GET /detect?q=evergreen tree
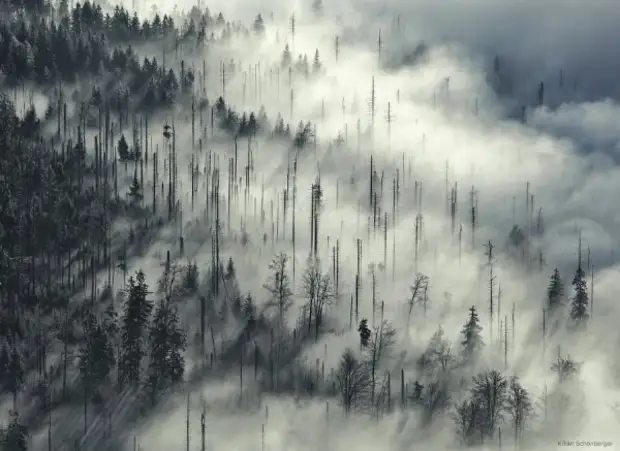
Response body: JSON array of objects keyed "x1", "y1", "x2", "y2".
[
  {"x1": 102, "y1": 303, "x2": 120, "y2": 343},
  {"x1": 247, "y1": 112, "x2": 258, "y2": 136},
  {"x1": 2, "y1": 411, "x2": 27, "y2": 451},
  {"x1": 128, "y1": 172, "x2": 142, "y2": 202},
  {"x1": 5, "y1": 347, "x2": 24, "y2": 409},
  {"x1": 243, "y1": 293, "x2": 256, "y2": 321},
  {"x1": 312, "y1": 49, "x2": 321, "y2": 73},
  {"x1": 358, "y1": 319, "x2": 371, "y2": 348},
  {"x1": 78, "y1": 314, "x2": 115, "y2": 399},
  {"x1": 253, "y1": 14, "x2": 265, "y2": 35},
  {"x1": 0, "y1": 343, "x2": 9, "y2": 389},
  {"x1": 547, "y1": 268, "x2": 564, "y2": 312},
  {"x1": 225, "y1": 257, "x2": 235, "y2": 280},
  {"x1": 411, "y1": 380, "x2": 424, "y2": 402},
  {"x1": 183, "y1": 262, "x2": 199, "y2": 292},
  {"x1": 144, "y1": 299, "x2": 186, "y2": 404},
  {"x1": 118, "y1": 134, "x2": 130, "y2": 160},
  {"x1": 120, "y1": 270, "x2": 153, "y2": 388},
  {"x1": 461, "y1": 306, "x2": 484, "y2": 360},
  {"x1": 570, "y1": 262, "x2": 589, "y2": 328},
  {"x1": 281, "y1": 44, "x2": 292, "y2": 67}
]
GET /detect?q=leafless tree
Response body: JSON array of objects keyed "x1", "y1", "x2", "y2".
[
  {"x1": 157, "y1": 262, "x2": 183, "y2": 304},
  {"x1": 364, "y1": 320, "x2": 396, "y2": 408},
  {"x1": 506, "y1": 376, "x2": 534, "y2": 446},
  {"x1": 550, "y1": 353, "x2": 580, "y2": 383},
  {"x1": 435, "y1": 340, "x2": 455, "y2": 374},
  {"x1": 301, "y1": 258, "x2": 335, "y2": 340},
  {"x1": 471, "y1": 369, "x2": 508, "y2": 439},
  {"x1": 452, "y1": 398, "x2": 482, "y2": 445},
  {"x1": 421, "y1": 379, "x2": 451, "y2": 423},
  {"x1": 407, "y1": 273, "x2": 428, "y2": 327},
  {"x1": 263, "y1": 252, "x2": 294, "y2": 330},
  {"x1": 336, "y1": 348, "x2": 371, "y2": 414},
  {"x1": 418, "y1": 326, "x2": 455, "y2": 376}
]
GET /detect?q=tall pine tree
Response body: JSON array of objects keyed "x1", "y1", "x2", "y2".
[
  {"x1": 120, "y1": 270, "x2": 153, "y2": 388},
  {"x1": 79, "y1": 314, "x2": 115, "y2": 400},
  {"x1": 5, "y1": 347, "x2": 24, "y2": 410},
  {"x1": 461, "y1": 306, "x2": 484, "y2": 361},
  {"x1": 547, "y1": 268, "x2": 564, "y2": 312},
  {"x1": 144, "y1": 299, "x2": 186, "y2": 404},
  {"x1": 1, "y1": 410, "x2": 28, "y2": 451},
  {"x1": 570, "y1": 238, "x2": 589, "y2": 328}
]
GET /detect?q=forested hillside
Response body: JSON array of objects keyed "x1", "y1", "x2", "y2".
[{"x1": 0, "y1": 0, "x2": 619, "y2": 450}]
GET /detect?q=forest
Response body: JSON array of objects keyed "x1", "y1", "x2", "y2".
[{"x1": 0, "y1": 0, "x2": 619, "y2": 450}]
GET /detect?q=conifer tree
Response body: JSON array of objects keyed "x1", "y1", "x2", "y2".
[
  {"x1": 5, "y1": 347, "x2": 24, "y2": 409},
  {"x1": 79, "y1": 314, "x2": 115, "y2": 398},
  {"x1": 120, "y1": 270, "x2": 153, "y2": 388},
  {"x1": 312, "y1": 49, "x2": 322, "y2": 74},
  {"x1": 358, "y1": 319, "x2": 371, "y2": 348},
  {"x1": 570, "y1": 263, "x2": 589, "y2": 328},
  {"x1": 547, "y1": 268, "x2": 564, "y2": 312},
  {"x1": 144, "y1": 299, "x2": 186, "y2": 404},
  {"x1": 461, "y1": 306, "x2": 484, "y2": 361},
  {"x1": 2, "y1": 410, "x2": 28, "y2": 451},
  {"x1": 0, "y1": 343, "x2": 9, "y2": 389},
  {"x1": 118, "y1": 134, "x2": 130, "y2": 160},
  {"x1": 128, "y1": 173, "x2": 143, "y2": 203}
]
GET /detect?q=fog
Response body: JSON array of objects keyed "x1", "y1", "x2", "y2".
[{"x1": 24, "y1": 0, "x2": 620, "y2": 449}]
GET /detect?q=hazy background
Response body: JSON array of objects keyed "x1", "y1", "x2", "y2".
[{"x1": 19, "y1": 0, "x2": 620, "y2": 448}]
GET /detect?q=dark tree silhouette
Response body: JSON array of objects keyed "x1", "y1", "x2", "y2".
[{"x1": 461, "y1": 306, "x2": 484, "y2": 361}]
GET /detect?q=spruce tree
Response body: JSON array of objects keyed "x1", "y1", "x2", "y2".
[
  {"x1": 144, "y1": 300, "x2": 186, "y2": 404},
  {"x1": 312, "y1": 49, "x2": 321, "y2": 73},
  {"x1": 0, "y1": 343, "x2": 9, "y2": 388},
  {"x1": 2, "y1": 411, "x2": 27, "y2": 451},
  {"x1": 128, "y1": 173, "x2": 142, "y2": 202},
  {"x1": 120, "y1": 270, "x2": 153, "y2": 388},
  {"x1": 6, "y1": 347, "x2": 24, "y2": 409},
  {"x1": 461, "y1": 306, "x2": 484, "y2": 360},
  {"x1": 118, "y1": 134, "x2": 129, "y2": 160},
  {"x1": 79, "y1": 314, "x2": 115, "y2": 398},
  {"x1": 547, "y1": 268, "x2": 564, "y2": 312},
  {"x1": 570, "y1": 263, "x2": 589, "y2": 328},
  {"x1": 358, "y1": 319, "x2": 371, "y2": 348}
]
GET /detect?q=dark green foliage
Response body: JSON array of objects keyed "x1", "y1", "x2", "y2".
[
  {"x1": 547, "y1": 268, "x2": 564, "y2": 312},
  {"x1": 358, "y1": 319, "x2": 371, "y2": 348},
  {"x1": 5, "y1": 347, "x2": 24, "y2": 403},
  {"x1": 1, "y1": 411, "x2": 28, "y2": 451},
  {"x1": 144, "y1": 299, "x2": 186, "y2": 404},
  {"x1": 120, "y1": 270, "x2": 153, "y2": 387},
  {"x1": 312, "y1": 49, "x2": 322, "y2": 73},
  {"x1": 281, "y1": 44, "x2": 292, "y2": 67},
  {"x1": 551, "y1": 354, "x2": 580, "y2": 383},
  {"x1": 0, "y1": 343, "x2": 9, "y2": 389},
  {"x1": 293, "y1": 121, "x2": 313, "y2": 149},
  {"x1": 470, "y1": 369, "x2": 508, "y2": 438},
  {"x1": 78, "y1": 314, "x2": 115, "y2": 396},
  {"x1": 118, "y1": 135, "x2": 130, "y2": 161},
  {"x1": 461, "y1": 306, "x2": 484, "y2": 360},
  {"x1": 225, "y1": 257, "x2": 235, "y2": 280},
  {"x1": 128, "y1": 173, "x2": 143, "y2": 202},
  {"x1": 183, "y1": 262, "x2": 199, "y2": 292},
  {"x1": 410, "y1": 380, "x2": 424, "y2": 403},
  {"x1": 570, "y1": 262, "x2": 589, "y2": 328},
  {"x1": 253, "y1": 14, "x2": 265, "y2": 35}
]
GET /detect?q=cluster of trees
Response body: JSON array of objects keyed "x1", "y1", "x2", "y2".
[
  {"x1": 281, "y1": 44, "x2": 323, "y2": 77},
  {"x1": 78, "y1": 269, "x2": 186, "y2": 409},
  {"x1": 0, "y1": 0, "x2": 601, "y2": 449}
]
